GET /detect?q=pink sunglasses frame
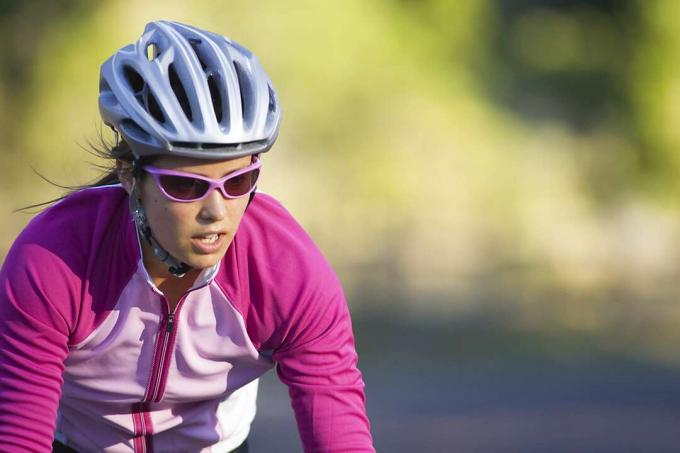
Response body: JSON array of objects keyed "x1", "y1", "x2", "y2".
[{"x1": 143, "y1": 157, "x2": 262, "y2": 202}]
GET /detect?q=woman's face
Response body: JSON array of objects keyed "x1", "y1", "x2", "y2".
[{"x1": 129, "y1": 155, "x2": 253, "y2": 279}]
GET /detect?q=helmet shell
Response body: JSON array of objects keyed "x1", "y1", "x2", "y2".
[{"x1": 99, "y1": 20, "x2": 281, "y2": 159}]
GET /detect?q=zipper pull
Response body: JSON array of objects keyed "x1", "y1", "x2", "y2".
[{"x1": 166, "y1": 313, "x2": 175, "y2": 333}]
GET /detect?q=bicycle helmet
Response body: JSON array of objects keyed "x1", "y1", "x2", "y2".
[{"x1": 99, "y1": 20, "x2": 280, "y2": 159}]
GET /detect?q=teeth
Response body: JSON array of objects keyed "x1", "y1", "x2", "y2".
[{"x1": 199, "y1": 234, "x2": 219, "y2": 244}]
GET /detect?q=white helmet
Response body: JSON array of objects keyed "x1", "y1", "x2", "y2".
[{"x1": 99, "y1": 20, "x2": 281, "y2": 159}]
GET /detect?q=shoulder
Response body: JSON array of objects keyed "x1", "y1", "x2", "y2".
[
  {"x1": 9, "y1": 185, "x2": 133, "y2": 267},
  {"x1": 1, "y1": 186, "x2": 138, "y2": 339},
  {"x1": 215, "y1": 192, "x2": 345, "y2": 348},
  {"x1": 240, "y1": 192, "x2": 326, "y2": 260},
  {"x1": 234, "y1": 191, "x2": 339, "y2": 287}
]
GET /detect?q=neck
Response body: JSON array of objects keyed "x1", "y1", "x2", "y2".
[
  {"x1": 141, "y1": 240, "x2": 200, "y2": 304},
  {"x1": 156, "y1": 273, "x2": 199, "y2": 311}
]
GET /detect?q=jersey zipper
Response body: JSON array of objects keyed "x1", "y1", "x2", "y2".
[
  {"x1": 166, "y1": 312, "x2": 175, "y2": 332},
  {"x1": 132, "y1": 278, "x2": 213, "y2": 453},
  {"x1": 145, "y1": 296, "x2": 186, "y2": 403},
  {"x1": 132, "y1": 295, "x2": 187, "y2": 453}
]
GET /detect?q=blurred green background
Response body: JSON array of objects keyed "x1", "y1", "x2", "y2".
[{"x1": 3, "y1": 0, "x2": 680, "y2": 450}]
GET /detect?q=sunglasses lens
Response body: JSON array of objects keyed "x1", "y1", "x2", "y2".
[
  {"x1": 224, "y1": 168, "x2": 260, "y2": 197},
  {"x1": 158, "y1": 175, "x2": 209, "y2": 200}
]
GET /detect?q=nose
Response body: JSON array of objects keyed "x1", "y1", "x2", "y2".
[{"x1": 198, "y1": 187, "x2": 228, "y2": 222}]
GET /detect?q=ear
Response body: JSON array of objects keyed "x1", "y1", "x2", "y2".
[{"x1": 116, "y1": 160, "x2": 135, "y2": 195}]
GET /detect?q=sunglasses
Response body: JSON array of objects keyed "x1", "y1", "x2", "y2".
[{"x1": 143, "y1": 158, "x2": 261, "y2": 202}]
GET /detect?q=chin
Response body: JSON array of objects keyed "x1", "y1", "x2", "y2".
[{"x1": 185, "y1": 255, "x2": 222, "y2": 270}]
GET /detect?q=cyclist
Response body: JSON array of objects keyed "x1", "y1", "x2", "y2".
[{"x1": 0, "y1": 20, "x2": 374, "y2": 452}]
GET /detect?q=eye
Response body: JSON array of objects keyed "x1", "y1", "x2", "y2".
[
  {"x1": 159, "y1": 175, "x2": 208, "y2": 200},
  {"x1": 227, "y1": 174, "x2": 246, "y2": 185},
  {"x1": 224, "y1": 169, "x2": 259, "y2": 196}
]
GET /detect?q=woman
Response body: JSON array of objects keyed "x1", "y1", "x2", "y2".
[{"x1": 0, "y1": 20, "x2": 374, "y2": 452}]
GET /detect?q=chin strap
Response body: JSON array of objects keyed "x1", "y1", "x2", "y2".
[{"x1": 129, "y1": 192, "x2": 192, "y2": 278}]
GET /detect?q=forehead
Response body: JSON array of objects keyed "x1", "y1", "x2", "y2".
[{"x1": 149, "y1": 155, "x2": 253, "y2": 176}]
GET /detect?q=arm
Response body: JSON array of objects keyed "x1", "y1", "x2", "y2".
[
  {"x1": 0, "y1": 242, "x2": 74, "y2": 452},
  {"x1": 272, "y1": 287, "x2": 374, "y2": 453},
  {"x1": 233, "y1": 193, "x2": 374, "y2": 451}
]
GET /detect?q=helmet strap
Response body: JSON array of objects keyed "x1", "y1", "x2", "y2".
[{"x1": 128, "y1": 179, "x2": 191, "y2": 278}]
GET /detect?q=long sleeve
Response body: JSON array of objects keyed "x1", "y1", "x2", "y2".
[
  {"x1": 272, "y1": 286, "x2": 374, "y2": 453},
  {"x1": 219, "y1": 192, "x2": 376, "y2": 452},
  {"x1": 0, "y1": 241, "x2": 75, "y2": 452}
]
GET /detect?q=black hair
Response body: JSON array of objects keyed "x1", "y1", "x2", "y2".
[{"x1": 18, "y1": 138, "x2": 148, "y2": 212}]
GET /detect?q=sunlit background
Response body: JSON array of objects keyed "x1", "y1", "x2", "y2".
[{"x1": 3, "y1": 0, "x2": 680, "y2": 451}]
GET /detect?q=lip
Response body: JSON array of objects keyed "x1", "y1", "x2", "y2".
[{"x1": 190, "y1": 232, "x2": 227, "y2": 254}]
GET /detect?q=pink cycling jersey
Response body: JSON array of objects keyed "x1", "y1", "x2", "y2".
[{"x1": 0, "y1": 185, "x2": 373, "y2": 452}]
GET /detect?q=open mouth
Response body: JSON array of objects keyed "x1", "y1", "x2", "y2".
[
  {"x1": 197, "y1": 233, "x2": 220, "y2": 244},
  {"x1": 191, "y1": 232, "x2": 227, "y2": 254}
]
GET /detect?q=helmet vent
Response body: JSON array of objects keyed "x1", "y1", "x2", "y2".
[
  {"x1": 99, "y1": 78, "x2": 112, "y2": 93},
  {"x1": 233, "y1": 61, "x2": 253, "y2": 126},
  {"x1": 146, "y1": 91, "x2": 165, "y2": 123},
  {"x1": 168, "y1": 63, "x2": 193, "y2": 122},
  {"x1": 123, "y1": 65, "x2": 145, "y2": 93},
  {"x1": 171, "y1": 139, "x2": 268, "y2": 151},
  {"x1": 267, "y1": 85, "x2": 276, "y2": 114},
  {"x1": 120, "y1": 119, "x2": 150, "y2": 142},
  {"x1": 146, "y1": 43, "x2": 160, "y2": 61},
  {"x1": 188, "y1": 38, "x2": 208, "y2": 70},
  {"x1": 207, "y1": 73, "x2": 223, "y2": 123}
]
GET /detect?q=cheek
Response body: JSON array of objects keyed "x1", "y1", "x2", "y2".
[
  {"x1": 141, "y1": 190, "x2": 194, "y2": 235},
  {"x1": 156, "y1": 203, "x2": 194, "y2": 232},
  {"x1": 225, "y1": 199, "x2": 249, "y2": 226}
]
